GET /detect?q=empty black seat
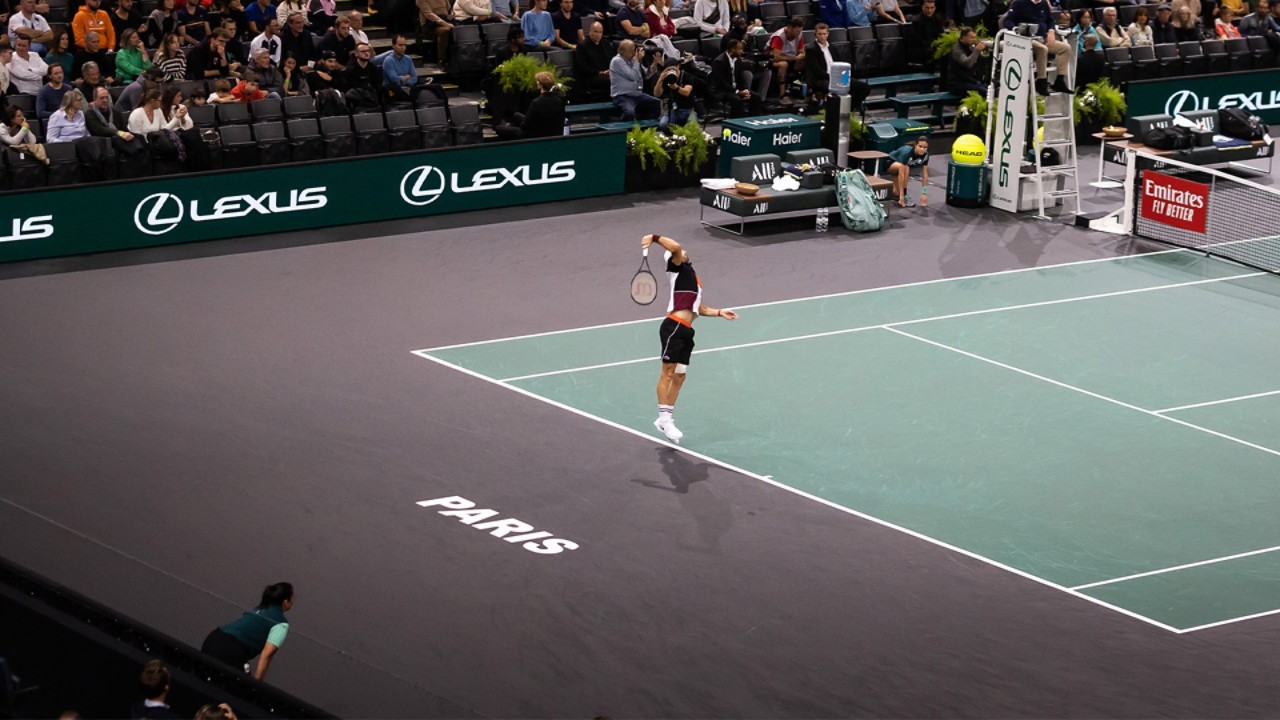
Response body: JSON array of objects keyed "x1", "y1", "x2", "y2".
[
  {"x1": 319, "y1": 115, "x2": 355, "y2": 158},
  {"x1": 44, "y1": 141, "x2": 80, "y2": 186},
  {"x1": 450, "y1": 103, "x2": 483, "y2": 145},
  {"x1": 417, "y1": 106, "x2": 450, "y2": 148},
  {"x1": 1129, "y1": 43, "x2": 1160, "y2": 79},
  {"x1": 219, "y1": 124, "x2": 258, "y2": 168},
  {"x1": 188, "y1": 104, "x2": 217, "y2": 128},
  {"x1": 352, "y1": 112, "x2": 390, "y2": 155},
  {"x1": 1104, "y1": 46, "x2": 1133, "y2": 84},
  {"x1": 252, "y1": 121, "x2": 290, "y2": 164},
  {"x1": 250, "y1": 97, "x2": 284, "y2": 122},
  {"x1": 385, "y1": 109, "x2": 422, "y2": 152},
  {"x1": 1154, "y1": 42, "x2": 1182, "y2": 76},
  {"x1": 1200, "y1": 39, "x2": 1230, "y2": 74},
  {"x1": 1248, "y1": 35, "x2": 1277, "y2": 67},
  {"x1": 285, "y1": 117, "x2": 324, "y2": 161},
  {"x1": 281, "y1": 94, "x2": 318, "y2": 118},
  {"x1": 1177, "y1": 41, "x2": 1207, "y2": 75},
  {"x1": 215, "y1": 102, "x2": 251, "y2": 125},
  {"x1": 1225, "y1": 37, "x2": 1254, "y2": 71},
  {"x1": 5, "y1": 147, "x2": 47, "y2": 189}
]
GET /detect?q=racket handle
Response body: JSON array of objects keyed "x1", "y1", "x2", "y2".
[{"x1": 643, "y1": 247, "x2": 649, "y2": 257}]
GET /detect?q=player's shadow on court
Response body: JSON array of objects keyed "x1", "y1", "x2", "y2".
[{"x1": 631, "y1": 447, "x2": 711, "y2": 494}]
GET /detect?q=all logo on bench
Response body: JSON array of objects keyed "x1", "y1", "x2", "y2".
[
  {"x1": 751, "y1": 202, "x2": 770, "y2": 214},
  {"x1": 713, "y1": 194, "x2": 731, "y2": 210},
  {"x1": 751, "y1": 163, "x2": 776, "y2": 182}
]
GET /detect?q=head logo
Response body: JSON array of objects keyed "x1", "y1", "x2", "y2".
[
  {"x1": 134, "y1": 193, "x2": 185, "y2": 236},
  {"x1": 400, "y1": 165, "x2": 448, "y2": 206},
  {"x1": 1165, "y1": 89, "x2": 1204, "y2": 117},
  {"x1": 1004, "y1": 59, "x2": 1022, "y2": 91}
]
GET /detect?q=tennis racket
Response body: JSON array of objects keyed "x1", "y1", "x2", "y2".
[{"x1": 630, "y1": 248, "x2": 658, "y2": 305}]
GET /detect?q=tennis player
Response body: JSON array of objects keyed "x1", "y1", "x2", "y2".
[{"x1": 643, "y1": 233, "x2": 739, "y2": 444}]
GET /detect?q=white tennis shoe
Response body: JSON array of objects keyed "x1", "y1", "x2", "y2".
[{"x1": 654, "y1": 417, "x2": 683, "y2": 444}]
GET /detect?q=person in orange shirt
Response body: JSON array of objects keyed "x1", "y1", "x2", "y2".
[{"x1": 72, "y1": 0, "x2": 116, "y2": 49}]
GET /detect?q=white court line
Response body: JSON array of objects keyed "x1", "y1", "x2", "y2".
[
  {"x1": 498, "y1": 272, "x2": 1264, "y2": 383},
  {"x1": 1072, "y1": 544, "x2": 1280, "y2": 591},
  {"x1": 1179, "y1": 607, "x2": 1280, "y2": 634},
  {"x1": 415, "y1": 246, "x2": 1197, "y2": 353},
  {"x1": 412, "y1": 349, "x2": 1183, "y2": 635},
  {"x1": 1155, "y1": 389, "x2": 1280, "y2": 415}
]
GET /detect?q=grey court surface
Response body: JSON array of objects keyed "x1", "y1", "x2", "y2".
[{"x1": 4, "y1": 147, "x2": 1280, "y2": 719}]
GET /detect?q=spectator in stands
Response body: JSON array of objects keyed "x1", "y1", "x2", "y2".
[
  {"x1": 309, "y1": 0, "x2": 337, "y2": 32},
  {"x1": 207, "y1": 76, "x2": 236, "y2": 100},
  {"x1": 610, "y1": 39, "x2": 660, "y2": 118},
  {"x1": 8, "y1": 0, "x2": 51, "y2": 53},
  {"x1": 116, "y1": 28, "x2": 153, "y2": 83},
  {"x1": 36, "y1": 64, "x2": 69, "y2": 119},
  {"x1": 45, "y1": 30, "x2": 75, "y2": 79},
  {"x1": 522, "y1": 0, "x2": 556, "y2": 47},
  {"x1": 946, "y1": 25, "x2": 986, "y2": 95},
  {"x1": 73, "y1": 32, "x2": 112, "y2": 81},
  {"x1": 46, "y1": 87, "x2": 87, "y2": 141},
  {"x1": 304, "y1": 49, "x2": 342, "y2": 92},
  {"x1": 574, "y1": 20, "x2": 613, "y2": 100},
  {"x1": 118, "y1": 66, "x2": 163, "y2": 112},
  {"x1": 646, "y1": 0, "x2": 676, "y2": 39},
  {"x1": 248, "y1": 47, "x2": 284, "y2": 94},
  {"x1": 1096, "y1": 7, "x2": 1130, "y2": 46},
  {"x1": 154, "y1": 33, "x2": 186, "y2": 80},
  {"x1": 348, "y1": 9, "x2": 369, "y2": 42},
  {"x1": 1219, "y1": 0, "x2": 1241, "y2": 18},
  {"x1": 416, "y1": 0, "x2": 452, "y2": 66},
  {"x1": 276, "y1": 0, "x2": 307, "y2": 25},
  {"x1": 163, "y1": 83, "x2": 212, "y2": 167},
  {"x1": 219, "y1": 0, "x2": 248, "y2": 39},
  {"x1": 243, "y1": 0, "x2": 275, "y2": 35},
  {"x1": 249, "y1": 16, "x2": 281, "y2": 62},
  {"x1": 1006, "y1": 0, "x2": 1071, "y2": 95},
  {"x1": 0, "y1": 48, "x2": 14, "y2": 96},
  {"x1": 1053, "y1": 9, "x2": 1070, "y2": 35},
  {"x1": 201, "y1": 583, "x2": 295, "y2": 682},
  {"x1": 908, "y1": 0, "x2": 946, "y2": 65},
  {"x1": 220, "y1": 16, "x2": 250, "y2": 65},
  {"x1": 129, "y1": 660, "x2": 180, "y2": 720},
  {"x1": 804, "y1": 21, "x2": 831, "y2": 107},
  {"x1": 75, "y1": 59, "x2": 110, "y2": 92},
  {"x1": 1075, "y1": 32, "x2": 1104, "y2": 85},
  {"x1": 177, "y1": 0, "x2": 211, "y2": 44},
  {"x1": 86, "y1": 84, "x2": 145, "y2": 155},
  {"x1": 869, "y1": 0, "x2": 906, "y2": 24},
  {"x1": 1216, "y1": 6, "x2": 1242, "y2": 36},
  {"x1": 229, "y1": 70, "x2": 265, "y2": 100},
  {"x1": 146, "y1": 0, "x2": 179, "y2": 47},
  {"x1": 693, "y1": 0, "x2": 728, "y2": 35},
  {"x1": 280, "y1": 12, "x2": 316, "y2": 67},
  {"x1": 492, "y1": 0, "x2": 521, "y2": 22},
  {"x1": 452, "y1": 0, "x2": 490, "y2": 23},
  {"x1": 187, "y1": 28, "x2": 235, "y2": 78},
  {"x1": 1172, "y1": 5, "x2": 1203, "y2": 39},
  {"x1": 1239, "y1": 0, "x2": 1280, "y2": 50},
  {"x1": 1072, "y1": 9, "x2": 1099, "y2": 51},
  {"x1": 343, "y1": 41, "x2": 382, "y2": 108},
  {"x1": 553, "y1": 0, "x2": 582, "y2": 48},
  {"x1": 0, "y1": 106, "x2": 45, "y2": 162},
  {"x1": 378, "y1": 34, "x2": 428, "y2": 102},
  {"x1": 318, "y1": 14, "x2": 355, "y2": 64},
  {"x1": 280, "y1": 52, "x2": 310, "y2": 94},
  {"x1": 1150, "y1": 3, "x2": 1176, "y2": 41},
  {"x1": 111, "y1": 0, "x2": 147, "y2": 45},
  {"x1": 710, "y1": 38, "x2": 761, "y2": 116},
  {"x1": 1126, "y1": 6, "x2": 1153, "y2": 44},
  {"x1": 768, "y1": 16, "x2": 804, "y2": 103},
  {"x1": 495, "y1": 70, "x2": 564, "y2": 137},
  {"x1": 73, "y1": 0, "x2": 116, "y2": 49},
  {"x1": 193, "y1": 704, "x2": 238, "y2": 720},
  {"x1": 615, "y1": 0, "x2": 648, "y2": 40},
  {"x1": 9, "y1": 36, "x2": 46, "y2": 95},
  {"x1": 493, "y1": 24, "x2": 525, "y2": 63}
]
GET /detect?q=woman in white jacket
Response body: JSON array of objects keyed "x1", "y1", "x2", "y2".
[{"x1": 128, "y1": 88, "x2": 191, "y2": 134}]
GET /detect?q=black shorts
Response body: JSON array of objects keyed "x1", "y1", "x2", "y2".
[{"x1": 659, "y1": 317, "x2": 695, "y2": 365}]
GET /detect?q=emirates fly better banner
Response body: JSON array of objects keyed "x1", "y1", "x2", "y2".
[
  {"x1": 1139, "y1": 171, "x2": 1208, "y2": 234},
  {"x1": 0, "y1": 132, "x2": 625, "y2": 263}
]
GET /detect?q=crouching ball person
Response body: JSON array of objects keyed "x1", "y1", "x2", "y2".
[
  {"x1": 888, "y1": 135, "x2": 930, "y2": 208},
  {"x1": 201, "y1": 582, "x2": 294, "y2": 681},
  {"x1": 643, "y1": 233, "x2": 738, "y2": 444}
]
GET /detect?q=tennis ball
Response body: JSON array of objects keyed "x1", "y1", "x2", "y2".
[{"x1": 952, "y1": 134, "x2": 986, "y2": 165}]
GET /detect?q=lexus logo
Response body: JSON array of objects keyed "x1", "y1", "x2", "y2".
[
  {"x1": 400, "y1": 165, "x2": 447, "y2": 206},
  {"x1": 134, "y1": 192, "x2": 184, "y2": 236},
  {"x1": 1165, "y1": 89, "x2": 1203, "y2": 117},
  {"x1": 1004, "y1": 59, "x2": 1022, "y2": 90}
]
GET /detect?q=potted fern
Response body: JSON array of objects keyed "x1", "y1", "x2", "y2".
[
  {"x1": 1073, "y1": 78, "x2": 1126, "y2": 144},
  {"x1": 625, "y1": 124, "x2": 672, "y2": 191},
  {"x1": 489, "y1": 55, "x2": 569, "y2": 119},
  {"x1": 668, "y1": 119, "x2": 715, "y2": 182},
  {"x1": 953, "y1": 91, "x2": 987, "y2": 137}
]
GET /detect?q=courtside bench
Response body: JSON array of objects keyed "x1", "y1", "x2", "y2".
[
  {"x1": 597, "y1": 119, "x2": 661, "y2": 131},
  {"x1": 1122, "y1": 111, "x2": 1275, "y2": 174},
  {"x1": 565, "y1": 102, "x2": 618, "y2": 123},
  {"x1": 889, "y1": 91, "x2": 960, "y2": 125},
  {"x1": 862, "y1": 73, "x2": 941, "y2": 113},
  {"x1": 700, "y1": 150, "x2": 893, "y2": 234}
]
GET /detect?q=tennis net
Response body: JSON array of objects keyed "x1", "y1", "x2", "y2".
[{"x1": 1125, "y1": 149, "x2": 1280, "y2": 274}]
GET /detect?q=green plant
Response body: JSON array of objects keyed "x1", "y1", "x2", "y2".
[
  {"x1": 850, "y1": 114, "x2": 866, "y2": 142},
  {"x1": 1073, "y1": 78, "x2": 1126, "y2": 126},
  {"x1": 491, "y1": 54, "x2": 567, "y2": 94},
  {"x1": 954, "y1": 91, "x2": 988, "y2": 130},
  {"x1": 668, "y1": 119, "x2": 711, "y2": 176},
  {"x1": 626, "y1": 124, "x2": 670, "y2": 171},
  {"x1": 931, "y1": 25, "x2": 990, "y2": 62}
]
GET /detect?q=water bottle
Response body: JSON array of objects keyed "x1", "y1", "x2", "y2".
[
  {"x1": 816, "y1": 208, "x2": 828, "y2": 232},
  {"x1": 563, "y1": 117, "x2": 571, "y2": 136}
]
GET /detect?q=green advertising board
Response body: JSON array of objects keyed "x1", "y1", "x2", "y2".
[
  {"x1": 717, "y1": 114, "x2": 822, "y2": 177},
  {"x1": 1126, "y1": 69, "x2": 1280, "y2": 124},
  {"x1": 0, "y1": 132, "x2": 625, "y2": 263}
]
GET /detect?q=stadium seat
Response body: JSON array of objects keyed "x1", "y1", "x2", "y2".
[
  {"x1": 188, "y1": 104, "x2": 217, "y2": 128},
  {"x1": 760, "y1": 2, "x2": 787, "y2": 30},
  {"x1": 215, "y1": 102, "x2": 251, "y2": 125},
  {"x1": 874, "y1": 23, "x2": 905, "y2": 70},
  {"x1": 417, "y1": 106, "x2": 451, "y2": 148},
  {"x1": 828, "y1": 27, "x2": 847, "y2": 43},
  {"x1": 5, "y1": 147, "x2": 46, "y2": 189},
  {"x1": 219, "y1": 124, "x2": 258, "y2": 168},
  {"x1": 1154, "y1": 42, "x2": 1182, "y2": 76},
  {"x1": 449, "y1": 24, "x2": 487, "y2": 81},
  {"x1": 1225, "y1": 37, "x2": 1254, "y2": 71},
  {"x1": 44, "y1": 141, "x2": 80, "y2": 186},
  {"x1": 385, "y1": 109, "x2": 422, "y2": 152},
  {"x1": 352, "y1": 112, "x2": 390, "y2": 155},
  {"x1": 450, "y1": 103, "x2": 483, "y2": 145},
  {"x1": 8, "y1": 95, "x2": 34, "y2": 116},
  {"x1": 785, "y1": 0, "x2": 813, "y2": 26},
  {"x1": 319, "y1": 115, "x2": 355, "y2": 158},
  {"x1": 1200, "y1": 39, "x2": 1230, "y2": 74},
  {"x1": 25, "y1": 119, "x2": 42, "y2": 143},
  {"x1": 252, "y1": 121, "x2": 290, "y2": 164},
  {"x1": 1177, "y1": 41, "x2": 1207, "y2": 75},
  {"x1": 1104, "y1": 46, "x2": 1133, "y2": 85},
  {"x1": 546, "y1": 49, "x2": 575, "y2": 78},
  {"x1": 1129, "y1": 43, "x2": 1160, "y2": 80},
  {"x1": 285, "y1": 117, "x2": 324, "y2": 161},
  {"x1": 1248, "y1": 35, "x2": 1277, "y2": 67},
  {"x1": 75, "y1": 136, "x2": 116, "y2": 182},
  {"x1": 250, "y1": 97, "x2": 284, "y2": 122},
  {"x1": 281, "y1": 94, "x2": 318, "y2": 118}
]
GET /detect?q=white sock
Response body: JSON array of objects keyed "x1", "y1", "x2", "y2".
[{"x1": 658, "y1": 405, "x2": 673, "y2": 421}]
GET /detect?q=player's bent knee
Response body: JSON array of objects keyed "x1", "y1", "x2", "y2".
[{"x1": 674, "y1": 364, "x2": 688, "y2": 375}]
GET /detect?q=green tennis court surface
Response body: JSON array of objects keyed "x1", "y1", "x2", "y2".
[{"x1": 415, "y1": 250, "x2": 1280, "y2": 633}]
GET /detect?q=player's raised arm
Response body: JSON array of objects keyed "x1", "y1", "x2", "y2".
[{"x1": 641, "y1": 233, "x2": 683, "y2": 264}]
